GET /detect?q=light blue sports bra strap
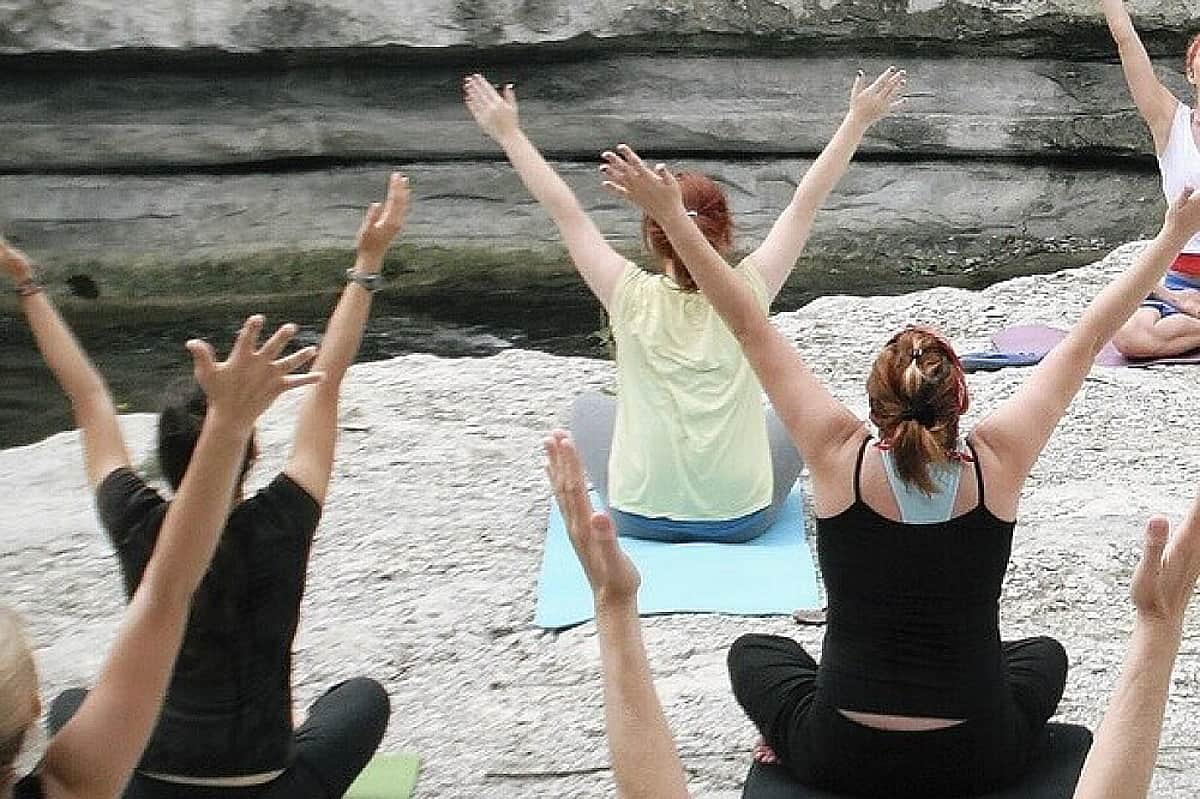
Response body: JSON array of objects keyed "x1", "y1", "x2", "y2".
[{"x1": 880, "y1": 448, "x2": 962, "y2": 524}]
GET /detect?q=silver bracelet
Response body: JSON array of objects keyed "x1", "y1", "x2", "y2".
[
  {"x1": 345, "y1": 268, "x2": 384, "y2": 293},
  {"x1": 13, "y1": 277, "x2": 43, "y2": 297}
]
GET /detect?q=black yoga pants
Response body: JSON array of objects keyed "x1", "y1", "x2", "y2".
[
  {"x1": 727, "y1": 633, "x2": 1068, "y2": 798},
  {"x1": 47, "y1": 677, "x2": 389, "y2": 799}
]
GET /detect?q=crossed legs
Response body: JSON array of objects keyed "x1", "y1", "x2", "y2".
[{"x1": 46, "y1": 678, "x2": 389, "y2": 799}]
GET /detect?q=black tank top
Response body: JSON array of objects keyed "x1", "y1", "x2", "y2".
[{"x1": 814, "y1": 437, "x2": 1016, "y2": 718}]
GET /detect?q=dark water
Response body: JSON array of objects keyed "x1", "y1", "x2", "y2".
[
  {"x1": 0, "y1": 290, "x2": 609, "y2": 450},
  {"x1": 0, "y1": 249, "x2": 1103, "y2": 449}
]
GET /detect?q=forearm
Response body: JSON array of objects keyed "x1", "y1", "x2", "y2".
[
  {"x1": 756, "y1": 112, "x2": 870, "y2": 280},
  {"x1": 660, "y1": 211, "x2": 766, "y2": 340},
  {"x1": 596, "y1": 603, "x2": 689, "y2": 799},
  {"x1": 21, "y1": 291, "x2": 109, "y2": 405},
  {"x1": 310, "y1": 277, "x2": 374, "y2": 386},
  {"x1": 790, "y1": 111, "x2": 871, "y2": 217},
  {"x1": 1074, "y1": 618, "x2": 1182, "y2": 799},
  {"x1": 500, "y1": 130, "x2": 585, "y2": 224},
  {"x1": 1100, "y1": 0, "x2": 1138, "y2": 44},
  {"x1": 1073, "y1": 228, "x2": 1185, "y2": 352},
  {"x1": 142, "y1": 412, "x2": 250, "y2": 602}
]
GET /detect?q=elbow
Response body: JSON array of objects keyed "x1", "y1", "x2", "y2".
[{"x1": 731, "y1": 317, "x2": 771, "y2": 351}]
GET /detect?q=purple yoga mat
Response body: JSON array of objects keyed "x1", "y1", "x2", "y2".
[{"x1": 991, "y1": 324, "x2": 1200, "y2": 368}]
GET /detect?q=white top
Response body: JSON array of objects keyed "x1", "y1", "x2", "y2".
[{"x1": 1158, "y1": 102, "x2": 1200, "y2": 254}]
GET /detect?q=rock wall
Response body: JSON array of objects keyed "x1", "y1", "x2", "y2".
[{"x1": 0, "y1": 1, "x2": 1195, "y2": 301}]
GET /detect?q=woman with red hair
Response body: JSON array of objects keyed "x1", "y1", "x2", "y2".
[
  {"x1": 600, "y1": 135, "x2": 1200, "y2": 792},
  {"x1": 464, "y1": 69, "x2": 904, "y2": 542},
  {"x1": 1102, "y1": 1, "x2": 1200, "y2": 358}
]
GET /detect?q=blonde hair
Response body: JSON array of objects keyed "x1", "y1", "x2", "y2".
[{"x1": 0, "y1": 606, "x2": 38, "y2": 770}]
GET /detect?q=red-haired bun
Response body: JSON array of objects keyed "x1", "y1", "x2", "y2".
[{"x1": 641, "y1": 171, "x2": 733, "y2": 291}]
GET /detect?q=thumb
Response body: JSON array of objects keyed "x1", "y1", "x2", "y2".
[
  {"x1": 504, "y1": 83, "x2": 517, "y2": 109},
  {"x1": 185, "y1": 339, "x2": 217, "y2": 380},
  {"x1": 589, "y1": 511, "x2": 622, "y2": 564},
  {"x1": 1143, "y1": 516, "x2": 1170, "y2": 570},
  {"x1": 366, "y1": 201, "x2": 384, "y2": 229},
  {"x1": 655, "y1": 163, "x2": 677, "y2": 188},
  {"x1": 591, "y1": 510, "x2": 617, "y2": 545}
]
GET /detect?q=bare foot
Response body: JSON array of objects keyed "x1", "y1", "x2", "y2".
[{"x1": 753, "y1": 738, "x2": 779, "y2": 765}]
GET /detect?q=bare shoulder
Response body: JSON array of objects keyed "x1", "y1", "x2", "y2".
[
  {"x1": 965, "y1": 430, "x2": 1020, "y2": 520},
  {"x1": 808, "y1": 425, "x2": 872, "y2": 516}
]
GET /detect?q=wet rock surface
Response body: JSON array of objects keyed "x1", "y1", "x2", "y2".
[{"x1": 3, "y1": 244, "x2": 1199, "y2": 796}]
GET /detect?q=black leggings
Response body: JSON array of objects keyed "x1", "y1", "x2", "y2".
[
  {"x1": 47, "y1": 677, "x2": 389, "y2": 799},
  {"x1": 727, "y1": 634, "x2": 1068, "y2": 798}
]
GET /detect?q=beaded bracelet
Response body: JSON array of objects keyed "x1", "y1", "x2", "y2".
[{"x1": 13, "y1": 277, "x2": 43, "y2": 297}]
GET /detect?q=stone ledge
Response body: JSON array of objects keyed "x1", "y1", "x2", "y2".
[
  {"x1": 0, "y1": 159, "x2": 1161, "y2": 301},
  {"x1": 0, "y1": 55, "x2": 1183, "y2": 169}
]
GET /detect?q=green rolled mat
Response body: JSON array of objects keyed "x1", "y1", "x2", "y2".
[{"x1": 346, "y1": 753, "x2": 422, "y2": 799}]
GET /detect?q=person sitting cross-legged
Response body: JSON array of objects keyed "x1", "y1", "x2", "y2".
[{"x1": 3, "y1": 172, "x2": 410, "y2": 797}]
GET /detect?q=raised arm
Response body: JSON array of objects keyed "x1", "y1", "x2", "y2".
[
  {"x1": 464, "y1": 74, "x2": 626, "y2": 310},
  {"x1": 600, "y1": 147, "x2": 863, "y2": 477},
  {"x1": 973, "y1": 189, "x2": 1200, "y2": 500},
  {"x1": 753, "y1": 67, "x2": 906, "y2": 299},
  {"x1": 2, "y1": 237, "x2": 130, "y2": 489},
  {"x1": 544, "y1": 431, "x2": 689, "y2": 799},
  {"x1": 283, "y1": 173, "x2": 408, "y2": 505},
  {"x1": 1074, "y1": 487, "x2": 1200, "y2": 799},
  {"x1": 1099, "y1": 0, "x2": 1178, "y2": 151},
  {"x1": 36, "y1": 317, "x2": 320, "y2": 799}
]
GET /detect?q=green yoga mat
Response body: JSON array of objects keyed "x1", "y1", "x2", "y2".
[{"x1": 346, "y1": 753, "x2": 421, "y2": 799}]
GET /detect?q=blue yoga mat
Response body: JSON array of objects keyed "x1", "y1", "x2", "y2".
[{"x1": 534, "y1": 487, "x2": 818, "y2": 629}]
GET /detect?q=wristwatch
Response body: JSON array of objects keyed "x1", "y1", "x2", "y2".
[{"x1": 345, "y1": 268, "x2": 384, "y2": 293}]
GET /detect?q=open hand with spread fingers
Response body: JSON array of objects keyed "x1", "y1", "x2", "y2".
[
  {"x1": 463, "y1": 73, "x2": 520, "y2": 144},
  {"x1": 356, "y1": 172, "x2": 410, "y2": 272},
  {"x1": 599, "y1": 144, "x2": 686, "y2": 226},
  {"x1": 185, "y1": 315, "x2": 324, "y2": 433},
  {"x1": 0, "y1": 234, "x2": 34, "y2": 284},
  {"x1": 544, "y1": 430, "x2": 640, "y2": 610},
  {"x1": 847, "y1": 65, "x2": 908, "y2": 128}
]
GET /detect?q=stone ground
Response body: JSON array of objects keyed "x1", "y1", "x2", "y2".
[{"x1": 2, "y1": 242, "x2": 1199, "y2": 797}]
